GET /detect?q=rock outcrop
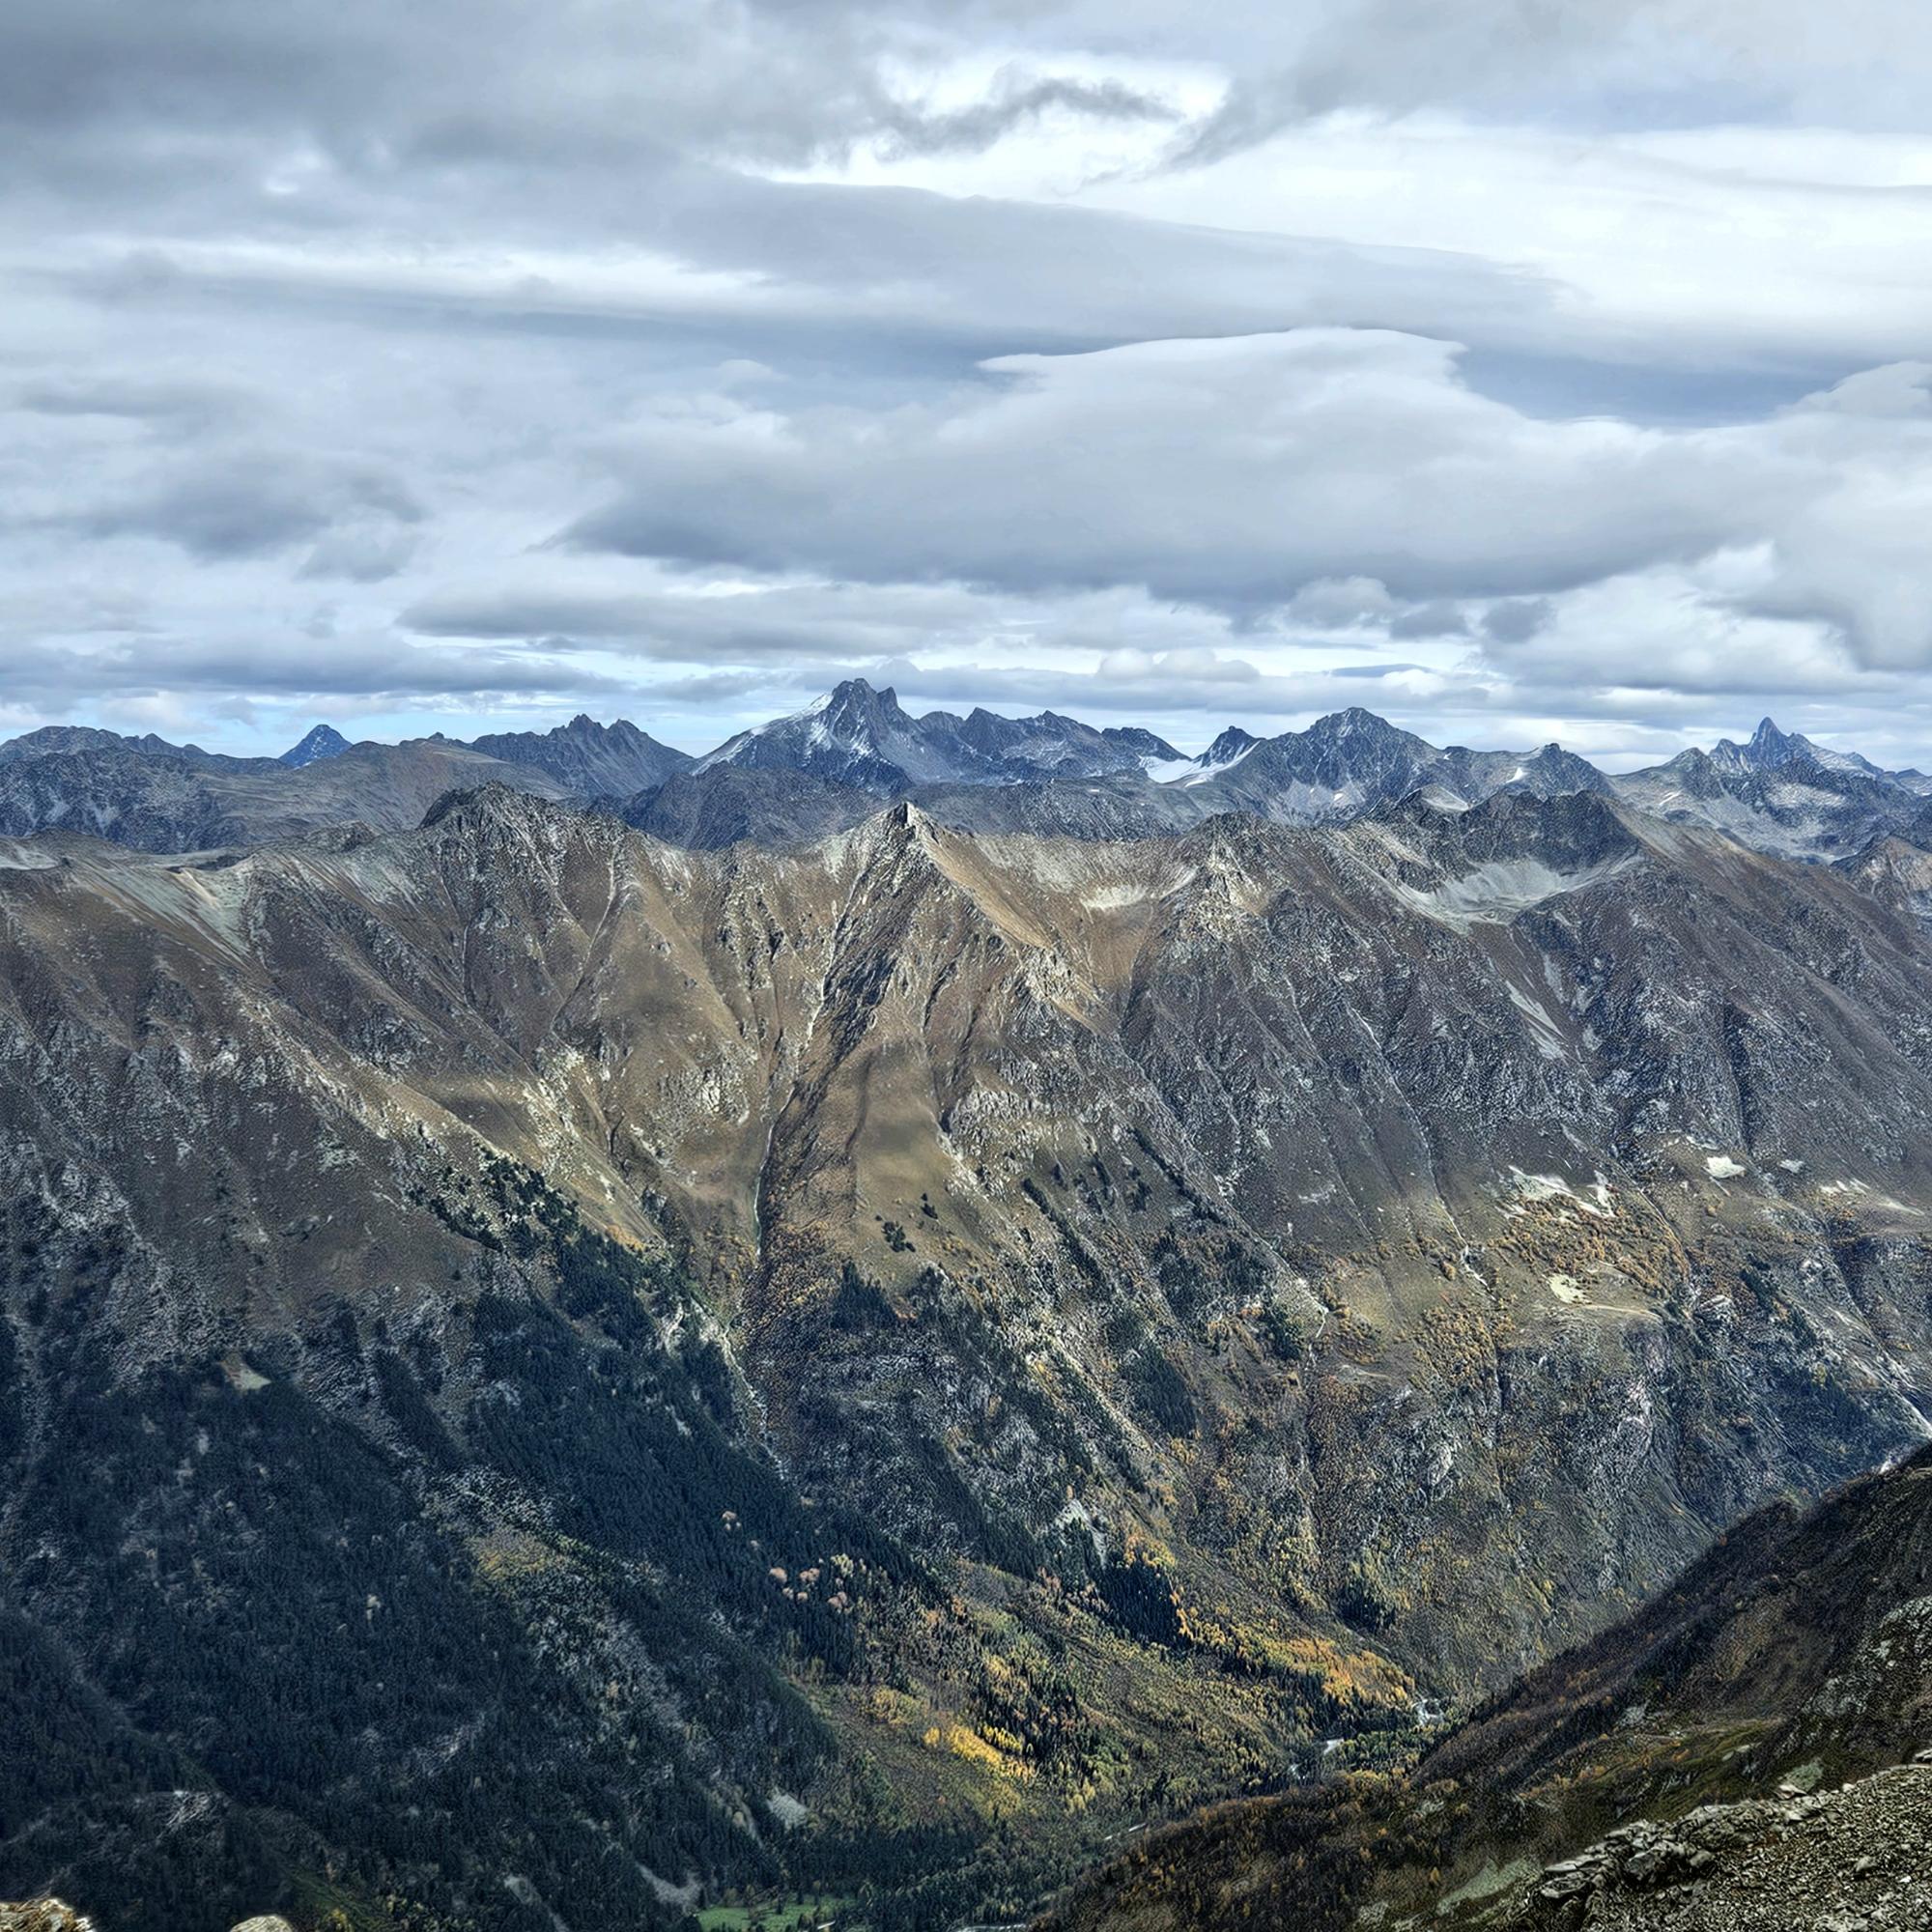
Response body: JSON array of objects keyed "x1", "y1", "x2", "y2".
[
  {"x1": 1513, "y1": 1763, "x2": 1932, "y2": 1930},
  {"x1": 0, "y1": 1905, "x2": 96, "y2": 1932}
]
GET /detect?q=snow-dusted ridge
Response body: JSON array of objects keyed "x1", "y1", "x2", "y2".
[{"x1": 5, "y1": 692, "x2": 1931, "y2": 864}]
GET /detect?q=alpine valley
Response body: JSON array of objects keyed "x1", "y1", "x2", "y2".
[{"x1": 6, "y1": 688, "x2": 1932, "y2": 1931}]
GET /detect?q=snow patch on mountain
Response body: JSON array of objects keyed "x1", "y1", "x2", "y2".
[
  {"x1": 1389, "y1": 854, "x2": 1643, "y2": 930},
  {"x1": 1144, "y1": 738, "x2": 1260, "y2": 787}
]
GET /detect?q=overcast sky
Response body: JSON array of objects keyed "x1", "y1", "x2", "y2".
[{"x1": 6, "y1": 0, "x2": 1932, "y2": 764}]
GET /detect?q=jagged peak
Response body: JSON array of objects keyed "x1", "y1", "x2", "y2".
[
  {"x1": 1305, "y1": 705, "x2": 1421, "y2": 743},
  {"x1": 1712, "y1": 715, "x2": 1815, "y2": 772},
  {"x1": 278, "y1": 723, "x2": 352, "y2": 768},
  {"x1": 474, "y1": 713, "x2": 650, "y2": 746},
  {"x1": 824, "y1": 675, "x2": 896, "y2": 709},
  {"x1": 817, "y1": 795, "x2": 950, "y2": 874},
  {"x1": 1516, "y1": 740, "x2": 1613, "y2": 788},
  {"x1": 773, "y1": 678, "x2": 906, "y2": 737},
  {"x1": 1202, "y1": 725, "x2": 1259, "y2": 764}
]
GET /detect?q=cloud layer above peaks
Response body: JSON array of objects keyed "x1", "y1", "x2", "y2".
[{"x1": 6, "y1": 0, "x2": 1932, "y2": 763}]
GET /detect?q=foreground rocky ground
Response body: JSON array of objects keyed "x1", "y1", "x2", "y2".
[
  {"x1": 0, "y1": 1913, "x2": 293, "y2": 1932},
  {"x1": 1507, "y1": 1762, "x2": 1932, "y2": 1931}
]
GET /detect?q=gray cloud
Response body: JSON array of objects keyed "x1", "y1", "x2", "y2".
[
  {"x1": 1388, "y1": 600, "x2": 1468, "y2": 639},
  {"x1": 1483, "y1": 598, "x2": 1552, "y2": 643},
  {"x1": 559, "y1": 335, "x2": 1932, "y2": 679},
  {"x1": 0, "y1": 0, "x2": 1180, "y2": 222},
  {"x1": 402, "y1": 585, "x2": 980, "y2": 664},
  {"x1": 874, "y1": 71, "x2": 1179, "y2": 157},
  {"x1": 0, "y1": 635, "x2": 625, "y2": 705},
  {"x1": 65, "y1": 449, "x2": 422, "y2": 561},
  {"x1": 560, "y1": 331, "x2": 1763, "y2": 607},
  {"x1": 1158, "y1": 0, "x2": 1932, "y2": 166},
  {"x1": 15, "y1": 374, "x2": 252, "y2": 423},
  {"x1": 298, "y1": 524, "x2": 421, "y2": 582}
]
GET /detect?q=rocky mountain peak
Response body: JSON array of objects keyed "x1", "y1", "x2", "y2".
[
  {"x1": 467, "y1": 714, "x2": 691, "y2": 795},
  {"x1": 1101, "y1": 724, "x2": 1185, "y2": 761},
  {"x1": 701, "y1": 679, "x2": 1015, "y2": 792},
  {"x1": 1202, "y1": 707, "x2": 1438, "y2": 820},
  {"x1": 948, "y1": 705, "x2": 1176, "y2": 780},
  {"x1": 1302, "y1": 707, "x2": 1430, "y2": 755},
  {"x1": 817, "y1": 677, "x2": 904, "y2": 734},
  {"x1": 417, "y1": 779, "x2": 573, "y2": 837},
  {"x1": 1655, "y1": 744, "x2": 1727, "y2": 792},
  {"x1": 1202, "y1": 725, "x2": 1259, "y2": 765},
  {"x1": 1377, "y1": 777, "x2": 1638, "y2": 872},
  {"x1": 1748, "y1": 715, "x2": 1804, "y2": 766},
  {"x1": 1487, "y1": 741, "x2": 1615, "y2": 798},
  {"x1": 1314, "y1": 705, "x2": 1388, "y2": 737},
  {"x1": 277, "y1": 723, "x2": 352, "y2": 768},
  {"x1": 1710, "y1": 715, "x2": 1830, "y2": 776}
]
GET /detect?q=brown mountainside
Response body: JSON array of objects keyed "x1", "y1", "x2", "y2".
[{"x1": 3, "y1": 784, "x2": 1932, "y2": 1924}]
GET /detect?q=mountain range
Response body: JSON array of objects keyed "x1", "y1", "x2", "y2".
[
  {"x1": 5, "y1": 685, "x2": 1927, "y2": 866},
  {"x1": 4, "y1": 692, "x2": 1932, "y2": 1927}
]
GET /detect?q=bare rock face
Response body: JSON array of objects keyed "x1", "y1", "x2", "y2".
[
  {"x1": 0, "y1": 1911, "x2": 292, "y2": 1931},
  {"x1": 0, "y1": 1905, "x2": 96, "y2": 1932},
  {"x1": 1510, "y1": 1766, "x2": 1932, "y2": 1930}
]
